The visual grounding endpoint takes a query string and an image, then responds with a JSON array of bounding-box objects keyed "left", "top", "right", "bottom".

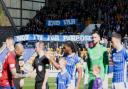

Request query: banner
[
  {"left": 46, "top": 19, "right": 78, "bottom": 26},
  {"left": 14, "top": 35, "right": 92, "bottom": 42}
]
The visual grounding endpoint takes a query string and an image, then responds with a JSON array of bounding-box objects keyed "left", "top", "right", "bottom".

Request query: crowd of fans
[{"left": 21, "top": 0, "right": 128, "bottom": 38}]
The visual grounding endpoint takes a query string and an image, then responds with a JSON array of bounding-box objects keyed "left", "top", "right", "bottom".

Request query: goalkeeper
[{"left": 86, "top": 31, "right": 109, "bottom": 89}]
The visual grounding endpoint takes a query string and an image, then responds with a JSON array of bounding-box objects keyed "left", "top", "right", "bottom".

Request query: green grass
[
  {"left": 23, "top": 78, "right": 35, "bottom": 89},
  {"left": 23, "top": 78, "right": 112, "bottom": 89}
]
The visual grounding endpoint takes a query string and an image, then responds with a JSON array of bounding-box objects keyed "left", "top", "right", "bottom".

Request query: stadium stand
[{"left": 20, "top": 0, "right": 128, "bottom": 38}]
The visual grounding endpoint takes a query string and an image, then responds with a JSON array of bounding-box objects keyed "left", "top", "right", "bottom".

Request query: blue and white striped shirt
[
  {"left": 56, "top": 70, "right": 71, "bottom": 89},
  {"left": 65, "top": 54, "right": 81, "bottom": 83},
  {"left": 112, "top": 48, "right": 128, "bottom": 83}
]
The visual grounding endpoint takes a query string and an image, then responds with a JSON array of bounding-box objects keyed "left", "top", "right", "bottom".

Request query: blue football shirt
[
  {"left": 56, "top": 70, "right": 71, "bottom": 89},
  {"left": 65, "top": 54, "right": 81, "bottom": 81},
  {"left": 112, "top": 48, "right": 128, "bottom": 83}
]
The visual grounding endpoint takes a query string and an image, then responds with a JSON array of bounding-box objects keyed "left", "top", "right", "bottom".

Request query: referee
[{"left": 32, "top": 41, "right": 50, "bottom": 89}]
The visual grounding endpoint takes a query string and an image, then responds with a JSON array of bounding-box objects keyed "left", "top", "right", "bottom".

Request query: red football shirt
[{"left": 0, "top": 51, "right": 16, "bottom": 86}]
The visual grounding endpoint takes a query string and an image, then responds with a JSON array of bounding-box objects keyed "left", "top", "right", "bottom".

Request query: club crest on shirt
[{"left": 38, "top": 65, "right": 42, "bottom": 72}]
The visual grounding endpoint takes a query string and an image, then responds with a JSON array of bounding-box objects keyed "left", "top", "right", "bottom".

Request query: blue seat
[
  {"left": 23, "top": 48, "right": 35, "bottom": 61},
  {"left": 0, "top": 48, "right": 8, "bottom": 62}
]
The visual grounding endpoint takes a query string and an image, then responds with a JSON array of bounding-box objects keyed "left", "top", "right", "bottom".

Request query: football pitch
[{"left": 23, "top": 78, "right": 112, "bottom": 89}]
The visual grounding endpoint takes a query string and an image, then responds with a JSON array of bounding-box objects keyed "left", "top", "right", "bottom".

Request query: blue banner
[
  {"left": 14, "top": 35, "right": 92, "bottom": 42},
  {"left": 46, "top": 19, "right": 78, "bottom": 26}
]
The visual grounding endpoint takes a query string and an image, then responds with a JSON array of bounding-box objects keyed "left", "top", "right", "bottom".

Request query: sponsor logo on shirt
[{"left": 10, "top": 64, "right": 15, "bottom": 68}]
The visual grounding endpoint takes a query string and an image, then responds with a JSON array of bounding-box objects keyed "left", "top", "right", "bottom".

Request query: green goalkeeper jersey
[{"left": 86, "top": 44, "right": 109, "bottom": 80}]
